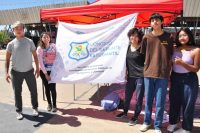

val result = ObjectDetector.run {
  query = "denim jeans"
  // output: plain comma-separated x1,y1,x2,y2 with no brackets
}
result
143,77,168,130
169,72,199,131
124,77,145,119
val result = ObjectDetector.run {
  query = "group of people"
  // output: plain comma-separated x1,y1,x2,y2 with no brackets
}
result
5,21,57,120
116,13,200,133
4,13,200,133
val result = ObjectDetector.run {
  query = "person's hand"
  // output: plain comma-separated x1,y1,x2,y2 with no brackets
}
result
45,74,51,81
5,73,11,83
35,68,40,78
174,56,184,65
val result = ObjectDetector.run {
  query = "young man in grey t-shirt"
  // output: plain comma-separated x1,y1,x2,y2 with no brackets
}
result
5,21,40,120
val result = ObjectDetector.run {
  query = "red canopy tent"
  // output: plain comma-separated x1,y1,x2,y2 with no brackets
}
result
40,0,183,27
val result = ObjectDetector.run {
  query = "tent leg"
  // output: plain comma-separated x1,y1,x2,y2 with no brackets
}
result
194,17,199,38
180,10,183,27
97,84,100,98
48,24,52,34
73,84,76,101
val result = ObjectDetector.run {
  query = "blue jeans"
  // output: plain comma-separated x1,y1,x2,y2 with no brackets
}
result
143,77,168,130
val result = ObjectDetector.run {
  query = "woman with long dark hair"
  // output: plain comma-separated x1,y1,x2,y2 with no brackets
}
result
37,32,57,112
167,28,200,133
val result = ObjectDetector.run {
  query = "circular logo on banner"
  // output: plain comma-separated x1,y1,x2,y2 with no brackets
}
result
68,42,89,61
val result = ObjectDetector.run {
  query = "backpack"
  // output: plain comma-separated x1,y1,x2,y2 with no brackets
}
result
101,92,120,112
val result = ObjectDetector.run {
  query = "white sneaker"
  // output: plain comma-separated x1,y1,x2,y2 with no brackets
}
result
167,124,177,132
16,112,23,120
139,124,151,132
174,128,190,133
33,109,39,117
155,129,162,133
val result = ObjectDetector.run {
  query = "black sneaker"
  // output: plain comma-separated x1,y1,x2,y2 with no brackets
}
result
47,104,52,112
116,112,127,119
128,117,138,126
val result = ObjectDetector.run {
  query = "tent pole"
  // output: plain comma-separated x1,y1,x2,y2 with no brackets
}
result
174,26,177,33
73,84,76,101
48,23,52,34
97,84,100,98
180,10,183,28
44,23,48,32
40,22,43,35
194,17,199,38
173,19,177,33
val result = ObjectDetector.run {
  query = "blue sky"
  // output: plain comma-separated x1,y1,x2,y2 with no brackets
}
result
0,0,92,10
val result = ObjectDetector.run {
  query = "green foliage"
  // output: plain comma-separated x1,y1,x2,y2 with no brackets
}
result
0,31,11,45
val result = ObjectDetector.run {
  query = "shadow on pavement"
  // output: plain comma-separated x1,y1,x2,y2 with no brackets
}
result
58,107,143,124
23,111,81,127
47,114,81,127
87,83,200,132
57,105,200,132
89,84,126,107
0,103,81,133
89,84,200,117
23,112,54,127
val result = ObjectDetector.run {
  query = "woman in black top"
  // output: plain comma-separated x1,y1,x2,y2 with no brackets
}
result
116,28,145,126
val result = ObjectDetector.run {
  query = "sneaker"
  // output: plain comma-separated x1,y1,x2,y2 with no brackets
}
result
33,109,39,117
47,104,52,112
139,124,151,132
128,117,138,126
167,124,177,132
16,112,23,120
116,112,127,119
155,129,162,133
174,128,190,133
52,106,57,112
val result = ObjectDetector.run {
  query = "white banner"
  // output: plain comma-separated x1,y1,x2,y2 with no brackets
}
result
50,13,138,84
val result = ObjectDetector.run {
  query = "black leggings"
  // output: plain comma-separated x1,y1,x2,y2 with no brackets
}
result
40,70,57,106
